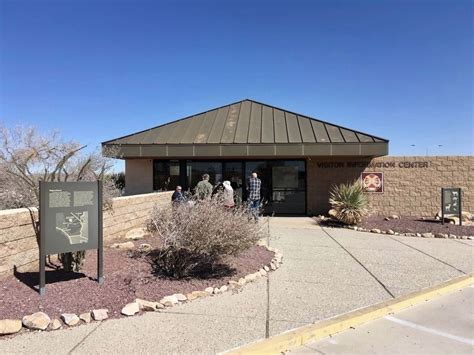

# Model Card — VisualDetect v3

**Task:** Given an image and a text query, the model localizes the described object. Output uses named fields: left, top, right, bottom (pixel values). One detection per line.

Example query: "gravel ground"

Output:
left=359, top=216, right=474, bottom=236
left=0, top=238, right=273, bottom=321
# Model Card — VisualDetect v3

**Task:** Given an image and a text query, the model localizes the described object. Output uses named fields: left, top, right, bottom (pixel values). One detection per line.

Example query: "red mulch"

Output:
left=359, top=216, right=474, bottom=236
left=0, top=238, right=273, bottom=322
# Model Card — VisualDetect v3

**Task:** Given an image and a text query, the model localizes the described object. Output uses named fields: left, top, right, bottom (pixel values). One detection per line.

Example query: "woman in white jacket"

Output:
left=222, top=180, right=235, bottom=208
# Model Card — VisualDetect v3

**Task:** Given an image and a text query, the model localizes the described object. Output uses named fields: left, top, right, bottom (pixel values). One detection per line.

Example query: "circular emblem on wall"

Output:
left=361, top=172, right=384, bottom=193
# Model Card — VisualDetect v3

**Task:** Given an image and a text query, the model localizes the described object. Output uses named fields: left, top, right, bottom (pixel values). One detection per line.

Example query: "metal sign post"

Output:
left=39, top=181, right=104, bottom=296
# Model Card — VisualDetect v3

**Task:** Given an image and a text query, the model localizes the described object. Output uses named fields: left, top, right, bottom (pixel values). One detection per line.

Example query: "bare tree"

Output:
left=0, top=125, right=120, bottom=210
left=0, top=125, right=121, bottom=271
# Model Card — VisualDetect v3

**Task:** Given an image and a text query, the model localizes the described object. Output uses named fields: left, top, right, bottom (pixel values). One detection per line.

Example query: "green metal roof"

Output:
left=103, top=99, right=389, bottom=158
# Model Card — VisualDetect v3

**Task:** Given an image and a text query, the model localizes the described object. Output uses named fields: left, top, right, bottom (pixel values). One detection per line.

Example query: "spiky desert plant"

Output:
left=329, top=180, right=369, bottom=225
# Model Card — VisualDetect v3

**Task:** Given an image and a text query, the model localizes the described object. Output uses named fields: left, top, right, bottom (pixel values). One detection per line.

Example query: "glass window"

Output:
left=153, top=160, right=180, bottom=191
left=187, top=161, right=222, bottom=191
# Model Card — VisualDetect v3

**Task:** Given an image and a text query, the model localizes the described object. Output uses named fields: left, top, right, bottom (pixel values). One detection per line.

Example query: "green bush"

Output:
left=329, top=181, right=369, bottom=225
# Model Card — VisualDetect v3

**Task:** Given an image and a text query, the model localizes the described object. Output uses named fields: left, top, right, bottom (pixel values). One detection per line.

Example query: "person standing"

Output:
left=247, top=172, right=261, bottom=221
left=222, top=180, right=235, bottom=208
left=171, top=186, right=185, bottom=204
left=195, top=173, right=213, bottom=200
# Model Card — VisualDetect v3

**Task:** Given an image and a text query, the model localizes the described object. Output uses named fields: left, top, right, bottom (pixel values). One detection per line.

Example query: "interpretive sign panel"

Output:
left=441, top=188, right=462, bottom=225
left=39, top=181, right=103, bottom=295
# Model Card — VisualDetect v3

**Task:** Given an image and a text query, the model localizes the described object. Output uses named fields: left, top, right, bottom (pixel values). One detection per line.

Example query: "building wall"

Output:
left=125, top=159, right=154, bottom=195
left=307, top=156, right=473, bottom=217
left=0, top=191, right=172, bottom=277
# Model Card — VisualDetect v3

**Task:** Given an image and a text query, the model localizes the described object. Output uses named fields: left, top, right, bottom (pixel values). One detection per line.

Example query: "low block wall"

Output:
left=308, top=156, right=473, bottom=217
left=0, top=191, right=172, bottom=276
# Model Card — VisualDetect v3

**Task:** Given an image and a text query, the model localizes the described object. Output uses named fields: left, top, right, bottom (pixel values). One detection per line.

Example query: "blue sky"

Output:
left=1, top=0, right=472, bottom=171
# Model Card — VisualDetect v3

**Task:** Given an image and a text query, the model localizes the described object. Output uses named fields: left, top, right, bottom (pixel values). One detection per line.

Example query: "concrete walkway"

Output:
left=0, top=217, right=472, bottom=354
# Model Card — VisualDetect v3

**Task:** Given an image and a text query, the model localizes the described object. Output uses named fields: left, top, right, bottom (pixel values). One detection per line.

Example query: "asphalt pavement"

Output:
left=290, top=285, right=474, bottom=355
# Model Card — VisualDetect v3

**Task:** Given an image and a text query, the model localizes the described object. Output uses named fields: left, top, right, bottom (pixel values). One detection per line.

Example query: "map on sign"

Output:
left=55, top=211, right=89, bottom=245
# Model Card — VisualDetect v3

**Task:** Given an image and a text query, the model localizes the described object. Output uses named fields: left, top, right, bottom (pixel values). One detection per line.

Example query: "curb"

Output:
left=224, top=273, right=474, bottom=354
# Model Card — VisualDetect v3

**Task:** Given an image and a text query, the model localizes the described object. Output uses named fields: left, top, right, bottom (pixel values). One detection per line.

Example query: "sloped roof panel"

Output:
left=102, top=99, right=389, bottom=157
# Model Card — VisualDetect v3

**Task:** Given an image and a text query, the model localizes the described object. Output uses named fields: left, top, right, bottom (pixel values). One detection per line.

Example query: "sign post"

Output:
left=39, top=181, right=103, bottom=296
left=441, top=188, right=462, bottom=226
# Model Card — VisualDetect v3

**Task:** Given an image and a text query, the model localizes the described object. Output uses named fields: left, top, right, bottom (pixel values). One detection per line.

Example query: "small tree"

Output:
left=329, top=180, right=369, bottom=225
left=0, top=125, right=120, bottom=271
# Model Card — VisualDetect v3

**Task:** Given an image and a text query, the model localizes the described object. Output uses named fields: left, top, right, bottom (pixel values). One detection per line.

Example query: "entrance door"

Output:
left=223, top=162, right=244, bottom=203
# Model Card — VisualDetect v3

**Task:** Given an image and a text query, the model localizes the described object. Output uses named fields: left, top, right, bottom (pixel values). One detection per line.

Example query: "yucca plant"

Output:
left=329, top=181, right=369, bottom=225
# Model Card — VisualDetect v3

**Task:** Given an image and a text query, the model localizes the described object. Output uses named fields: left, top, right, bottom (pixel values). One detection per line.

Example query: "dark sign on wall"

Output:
left=361, top=172, right=384, bottom=193
left=441, top=188, right=462, bottom=225
left=39, top=181, right=103, bottom=295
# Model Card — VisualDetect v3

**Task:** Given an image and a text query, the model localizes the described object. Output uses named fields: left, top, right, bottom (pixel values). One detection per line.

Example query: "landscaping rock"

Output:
left=49, top=319, right=62, bottom=330
left=264, top=265, right=270, bottom=272
left=416, top=233, right=422, bottom=237
left=136, top=299, right=160, bottom=311
left=386, top=229, right=395, bottom=235
left=0, top=319, right=22, bottom=335
left=270, top=262, right=277, bottom=270
left=390, top=215, right=400, bottom=220
left=22, top=312, right=50, bottom=330
left=125, top=227, right=150, bottom=240
left=328, top=209, right=337, bottom=218
left=238, top=278, right=246, bottom=286
left=92, top=309, right=108, bottom=321
left=219, top=285, right=228, bottom=293
left=173, top=293, right=187, bottom=302
left=384, top=217, right=390, bottom=221
left=138, top=243, right=152, bottom=253
left=421, top=232, right=434, bottom=238
left=186, top=293, right=199, bottom=301
left=213, top=287, right=222, bottom=295
left=204, top=287, right=214, bottom=294
left=110, top=241, right=135, bottom=250
left=121, top=302, right=139, bottom=316
left=61, top=313, right=80, bottom=326
left=434, top=233, right=445, bottom=238
left=245, top=273, right=257, bottom=282
left=259, top=268, right=267, bottom=276
left=468, top=236, right=474, bottom=240
left=160, top=295, right=179, bottom=306
left=370, top=228, right=381, bottom=234
left=79, top=312, right=91, bottom=323
left=449, top=234, right=457, bottom=239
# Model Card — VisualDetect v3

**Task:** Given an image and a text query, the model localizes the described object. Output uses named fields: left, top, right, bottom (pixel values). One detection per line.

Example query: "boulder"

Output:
left=136, top=299, right=160, bottom=311
left=0, top=319, right=22, bottom=335
left=92, top=309, right=108, bottom=321
left=328, top=209, right=337, bottom=218
left=110, top=241, right=135, bottom=250
left=173, top=293, right=187, bottom=302
left=219, top=285, right=228, bottom=293
left=204, top=287, right=214, bottom=294
left=384, top=217, right=390, bottom=221
left=61, top=313, right=80, bottom=326
left=22, top=312, right=50, bottom=330
left=245, top=273, right=257, bottom=282
left=416, top=233, right=422, bottom=237
left=160, top=295, right=179, bottom=306
left=264, top=265, right=270, bottom=272
left=370, top=229, right=381, bottom=234
left=213, top=287, right=222, bottom=295
left=448, top=234, right=457, bottom=239
left=434, top=233, right=446, bottom=238
left=468, top=236, right=474, bottom=240
left=49, top=319, right=62, bottom=330
left=238, top=278, right=246, bottom=286
left=259, top=268, right=267, bottom=276
left=79, top=312, right=91, bottom=323
left=386, top=229, right=395, bottom=235
left=125, top=228, right=150, bottom=241
left=421, top=232, right=434, bottom=238
left=121, top=302, right=139, bottom=316
left=390, top=215, right=400, bottom=220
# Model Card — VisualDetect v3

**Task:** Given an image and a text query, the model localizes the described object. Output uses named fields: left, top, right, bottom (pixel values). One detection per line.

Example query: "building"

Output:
left=102, top=99, right=389, bottom=215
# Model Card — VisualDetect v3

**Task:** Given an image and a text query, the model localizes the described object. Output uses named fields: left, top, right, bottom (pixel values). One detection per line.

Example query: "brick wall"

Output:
left=307, top=156, right=473, bottom=217
left=0, top=191, right=172, bottom=277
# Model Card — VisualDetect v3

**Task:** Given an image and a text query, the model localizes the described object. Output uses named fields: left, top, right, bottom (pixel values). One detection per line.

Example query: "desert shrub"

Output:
left=329, top=180, right=369, bottom=225
left=147, top=196, right=267, bottom=279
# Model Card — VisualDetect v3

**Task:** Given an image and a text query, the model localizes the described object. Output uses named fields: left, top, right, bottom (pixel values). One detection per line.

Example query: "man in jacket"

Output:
left=195, top=174, right=213, bottom=200
left=247, top=172, right=261, bottom=222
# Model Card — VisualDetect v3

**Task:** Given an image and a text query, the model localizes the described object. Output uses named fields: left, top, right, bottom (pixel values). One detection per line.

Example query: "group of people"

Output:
left=171, top=172, right=262, bottom=221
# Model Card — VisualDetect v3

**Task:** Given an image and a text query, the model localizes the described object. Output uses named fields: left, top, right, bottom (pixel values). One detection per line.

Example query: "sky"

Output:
left=0, top=0, right=472, bottom=171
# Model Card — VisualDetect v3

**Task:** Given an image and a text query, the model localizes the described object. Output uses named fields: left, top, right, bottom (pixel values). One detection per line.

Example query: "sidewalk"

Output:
left=0, top=217, right=472, bottom=354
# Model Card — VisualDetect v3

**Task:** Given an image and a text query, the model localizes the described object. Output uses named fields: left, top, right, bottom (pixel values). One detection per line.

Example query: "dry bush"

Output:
left=147, top=196, right=268, bottom=279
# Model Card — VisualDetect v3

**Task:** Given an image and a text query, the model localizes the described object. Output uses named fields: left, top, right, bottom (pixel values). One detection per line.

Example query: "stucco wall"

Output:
left=125, top=159, right=154, bottom=195
left=0, top=191, right=172, bottom=277
left=307, top=156, right=473, bottom=217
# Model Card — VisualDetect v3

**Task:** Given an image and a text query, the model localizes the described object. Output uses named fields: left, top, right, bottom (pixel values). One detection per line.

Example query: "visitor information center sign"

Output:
left=441, top=187, right=462, bottom=226
left=39, top=181, right=103, bottom=295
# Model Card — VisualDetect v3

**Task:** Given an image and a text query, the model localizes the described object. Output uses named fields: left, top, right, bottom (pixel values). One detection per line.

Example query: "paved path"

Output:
left=0, top=218, right=472, bottom=354
left=290, top=285, right=474, bottom=354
